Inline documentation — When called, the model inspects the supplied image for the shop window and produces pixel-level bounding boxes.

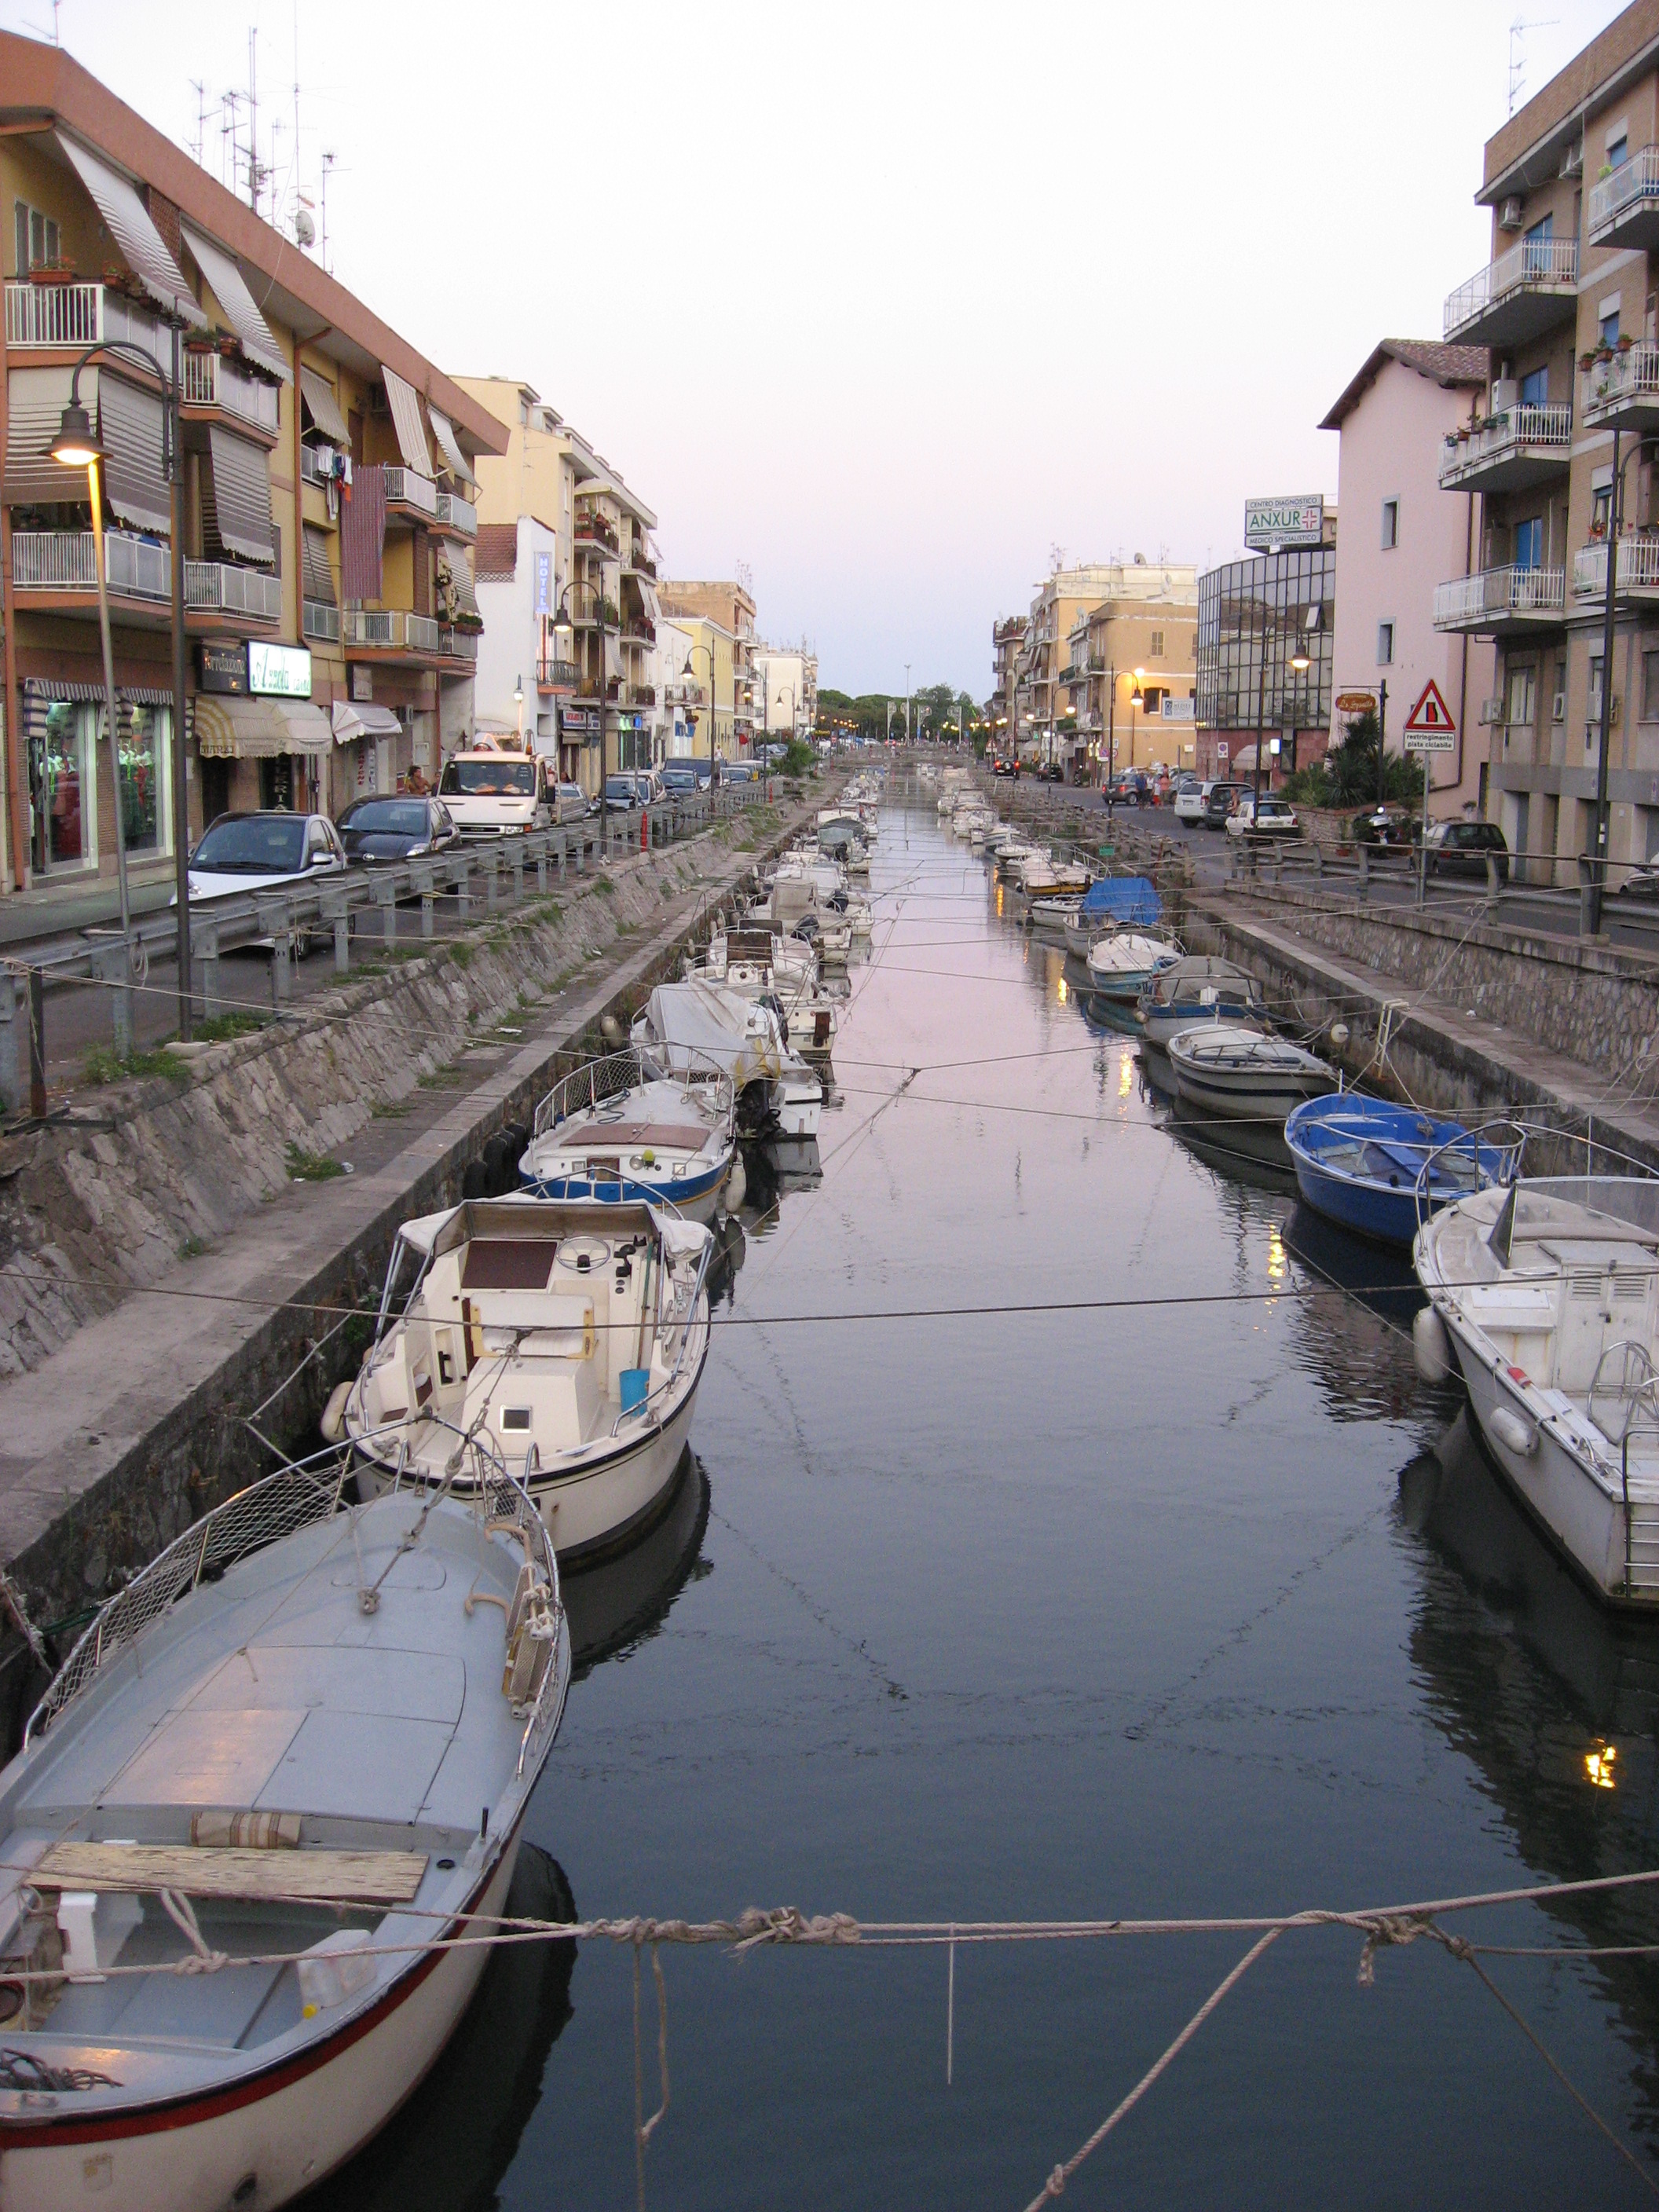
[29,701,94,872]
[115,705,168,855]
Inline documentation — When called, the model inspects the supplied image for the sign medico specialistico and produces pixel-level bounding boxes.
[247,643,313,699]
[1243,494,1324,550]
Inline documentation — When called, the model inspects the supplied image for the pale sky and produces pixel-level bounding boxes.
[1,0,1633,694]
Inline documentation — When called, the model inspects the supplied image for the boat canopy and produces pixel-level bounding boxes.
[1080,875,1160,924]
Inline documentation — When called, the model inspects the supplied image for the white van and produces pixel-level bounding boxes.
[437,738,554,837]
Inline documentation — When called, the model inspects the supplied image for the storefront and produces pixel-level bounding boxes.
[20,677,177,880]
[192,694,332,818]
[331,699,410,803]
[1195,544,1336,786]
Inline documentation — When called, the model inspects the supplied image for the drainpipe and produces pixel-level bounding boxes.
[0,305,25,887]
[1454,487,1473,805]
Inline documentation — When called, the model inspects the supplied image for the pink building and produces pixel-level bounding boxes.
[1320,342,1496,817]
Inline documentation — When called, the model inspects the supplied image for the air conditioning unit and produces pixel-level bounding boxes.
[1478,698,1505,725]
[1499,195,1525,230]
[1491,377,1519,412]
[1587,690,1623,727]
[1552,690,1566,722]
[1561,140,1584,178]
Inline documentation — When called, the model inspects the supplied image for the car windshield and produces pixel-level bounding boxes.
[439,760,535,796]
[605,778,634,799]
[342,800,430,837]
[193,815,307,872]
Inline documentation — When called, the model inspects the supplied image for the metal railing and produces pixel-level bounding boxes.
[1572,536,1659,595]
[1582,342,1659,418]
[340,607,441,652]
[1589,144,1659,236]
[438,625,478,661]
[183,559,282,619]
[11,528,171,601]
[1439,404,1573,482]
[537,658,580,690]
[574,515,620,552]
[302,597,341,642]
[1432,564,1566,625]
[180,349,280,432]
[1443,235,1578,337]
[435,489,477,536]
[5,280,167,371]
[383,466,438,518]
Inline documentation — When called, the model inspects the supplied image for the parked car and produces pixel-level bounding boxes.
[1108,770,1151,807]
[991,756,1019,778]
[335,794,458,863]
[1616,860,1659,899]
[1226,793,1300,839]
[173,810,347,958]
[555,782,590,823]
[722,761,759,785]
[1422,819,1510,883]
[437,743,553,837]
[659,764,703,796]
[603,774,642,810]
[1202,781,1243,827]
[1350,804,1415,848]
[1173,780,1209,826]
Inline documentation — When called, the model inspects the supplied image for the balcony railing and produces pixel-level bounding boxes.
[4,280,168,372]
[537,657,580,690]
[666,681,705,709]
[1581,342,1659,427]
[1588,145,1659,243]
[1432,564,1566,628]
[438,625,478,661]
[383,467,438,518]
[626,683,656,707]
[1572,536,1659,596]
[1443,235,1578,342]
[1438,403,1572,487]
[11,528,170,601]
[183,560,281,620]
[627,547,657,578]
[341,608,441,653]
[621,617,657,644]
[181,349,280,434]
[435,489,477,537]
[574,514,620,553]
[302,597,341,643]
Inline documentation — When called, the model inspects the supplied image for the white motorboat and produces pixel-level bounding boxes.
[518,1048,737,1222]
[1027,892,1085,934]
[1138,955,1268,1048]
[1085,929,1183,1002]
[632,976,823,1137]
[0,1455,567,2212]
[697,928,839,1077]
[331,1196,712,1559]
[1166,1023,1338,1122]
[1414,1174,1659,1606]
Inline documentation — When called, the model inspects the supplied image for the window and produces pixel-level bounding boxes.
[1644,649,1659,722]
[1609,133,1630,169]
[1523,211,1554,275]
[115,705,168,856]
[27,701,94,871]
[13,198,60,276]
[1519,366,1548,407]
[1514,516,1544,569]
[1602,307,1621,346]
[1380,498,1399,550]
[1590,653,1606,724]
[1376,621,1395,665]
[1507,665,1536,726]
[1554,656,1567,719]
[1149,630,1165,658]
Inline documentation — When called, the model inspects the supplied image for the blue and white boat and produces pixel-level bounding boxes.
[1064,874,1163,957]
[1285,1093,1522,1247]
[1085,928,1183,1003]
[518,1048,738,1221]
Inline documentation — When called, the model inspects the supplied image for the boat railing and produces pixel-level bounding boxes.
[26,1456,353,1743]
[533,1046,734,1141]
[1412,1119,1529,1230]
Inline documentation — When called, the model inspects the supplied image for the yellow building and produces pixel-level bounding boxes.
[657,581,756,757]
[1063,564,1200,778]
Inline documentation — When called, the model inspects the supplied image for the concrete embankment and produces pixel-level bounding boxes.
[0,794,819,1729]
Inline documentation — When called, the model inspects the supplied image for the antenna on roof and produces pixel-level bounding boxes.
[320,150,338,275]
[1507,16,1558,117]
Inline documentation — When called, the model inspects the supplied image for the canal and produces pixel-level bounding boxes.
[314,793,1659,2209]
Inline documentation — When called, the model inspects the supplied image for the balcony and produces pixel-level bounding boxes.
[342,608,442,654]
[1572,534,1659,600]
[302,598,341,643]
[438,625,478,661]
[537,657,580,691]
[11,528,170,602]
[5,280,167,371]
[1443,235,1577,346]
[180,349,280,436]
[434,489,477,538]
[184,560,281,621]
[621,617,656,645]
[574,513,620,554]
[1588,145,1659,249]
[626,683,656,708]
[666,681,705,709]
[1432,563,1566,635]
[1581,342,1659,432]
[383,467,438,520]
[572,598,621,629]
[1438,404,1572,491]
[626,547,657,578]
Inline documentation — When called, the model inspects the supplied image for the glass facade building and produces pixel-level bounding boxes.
[1196,548,1336,778]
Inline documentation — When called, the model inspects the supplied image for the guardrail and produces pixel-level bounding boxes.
[0,782,779,1111]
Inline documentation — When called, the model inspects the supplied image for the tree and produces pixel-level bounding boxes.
[1284,711,1424,810]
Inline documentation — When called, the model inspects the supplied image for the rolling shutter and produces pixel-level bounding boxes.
[300,368,349,444]
[203,425,276,565]
[181,225,291,385]
[98,373,170,534]
[381,365,431,475]
[301,525,336,606]
[428,407,474,489]
[55,132,193,320]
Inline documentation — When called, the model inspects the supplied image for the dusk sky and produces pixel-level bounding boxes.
[2,0,1631,696]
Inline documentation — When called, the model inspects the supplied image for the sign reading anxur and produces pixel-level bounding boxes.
[1244,494,1324,550]
[247,643,313,699]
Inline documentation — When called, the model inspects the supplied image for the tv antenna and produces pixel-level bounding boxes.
[1508,16,1558,117]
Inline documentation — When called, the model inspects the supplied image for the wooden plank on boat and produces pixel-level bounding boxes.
[34,1841,427,1904]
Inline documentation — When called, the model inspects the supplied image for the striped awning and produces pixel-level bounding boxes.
[331,699,402,744]
[204,426,275,566]
[428,407,474,489]
[196,695,331,760]
[381,365,431,475]
[438,542,476,616]
[181,225,291,384]
[301,525,336,606]
[99,373,170,536]
[56,132,193,322]
[299,368,349,444]
[5,364,79,507]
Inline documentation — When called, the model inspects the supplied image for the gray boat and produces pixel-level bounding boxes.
[0,1453,569,2211]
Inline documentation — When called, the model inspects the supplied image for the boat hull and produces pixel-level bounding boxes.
[1169,1064,1333,1122]
[1288,1152,1423,1246]
[518,1155,732,1225]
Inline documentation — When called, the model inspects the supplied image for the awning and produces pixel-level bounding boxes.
[204,425,275,565]
[438,542,476,616]
[299,368,349,445]
[181,225,291,384]
[639,580,661,622]
[331,699,402,745]
[428,407,474,489]
[196,695,331,759]
[301,525,336,606]
[5,364,79,507]
[55,132,193,321]
[99,373,170,534]
[381,365,431,475]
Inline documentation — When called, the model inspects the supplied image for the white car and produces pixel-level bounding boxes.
[1173,782,1209,825]
[170,811,347,956]
[1225,793,1300,839]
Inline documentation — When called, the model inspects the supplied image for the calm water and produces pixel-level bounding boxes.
[316,799,1659,2210]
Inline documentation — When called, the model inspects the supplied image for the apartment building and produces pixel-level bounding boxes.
[1060,560,1199,782]
[1013,566,1124,764]
[1430,0,1659,884]
[456,378,661,789]
[0,35,504,895]
[657,581,757,760]
[753,641,817,739]
[1321,341,1494,816]
[991,613,1026,753]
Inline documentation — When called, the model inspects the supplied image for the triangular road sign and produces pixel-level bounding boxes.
[1403,679,1456,734]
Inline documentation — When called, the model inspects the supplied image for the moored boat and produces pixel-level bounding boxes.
[1166,1023,1338,1122]
[1138,955,1267,1048]
[518,1047,737,1221]
[632,977,822,1137]
[1063,874,1163,958]
[1285,1095,1522,1247]
[1084,928,1183,1002]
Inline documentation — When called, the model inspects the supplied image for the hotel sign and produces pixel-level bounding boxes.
[1244,494,1324,550]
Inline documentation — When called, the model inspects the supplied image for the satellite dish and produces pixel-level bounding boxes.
[294,209,317,247]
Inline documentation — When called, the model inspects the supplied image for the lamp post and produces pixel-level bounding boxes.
[1588,429,1642,934]
[513,675,525,744]
[553,577,610,855]
[1287,644,1310,782]
[682,641,716,803]
[1105,665,1116,824]
[1129,670,1144,782]
[53,339,192,1040]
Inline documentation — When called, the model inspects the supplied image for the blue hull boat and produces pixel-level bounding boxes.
[1284,1094,1520,1247]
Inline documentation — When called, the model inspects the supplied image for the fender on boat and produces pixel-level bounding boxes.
[1412,1306,1453,1386]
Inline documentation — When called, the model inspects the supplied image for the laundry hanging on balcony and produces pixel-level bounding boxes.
[380,364,432,477]
[203,426,276,566]
[54,131,194,322]
[428,406,474,490]
[181,224,292,385]
[341,463,386,602]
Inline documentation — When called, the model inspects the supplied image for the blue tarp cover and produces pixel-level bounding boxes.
[1081,875,1161,925]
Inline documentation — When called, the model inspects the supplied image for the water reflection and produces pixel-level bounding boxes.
[565,1449,712,1680]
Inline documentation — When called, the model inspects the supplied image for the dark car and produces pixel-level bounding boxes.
[991,756,1019,778]
[335,794,458,862]
[602,774,642,810]
[1201,781,1243,827]
[1422,819,1510,883]
[660,764,704,795]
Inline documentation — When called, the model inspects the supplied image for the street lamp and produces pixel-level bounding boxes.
[1587,428,1643,933]
[513,674,525,744]
[682,641,718,797]
[1287,644,1310,781]
[552,577,611,855]
[1129,670,1144,780]
[53,340,192,1040]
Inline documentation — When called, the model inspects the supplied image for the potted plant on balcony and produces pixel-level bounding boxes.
[1581,349,1599,371]
[1596,341,1615,364]
[26,256,76,285]
[1618,332,1637,353]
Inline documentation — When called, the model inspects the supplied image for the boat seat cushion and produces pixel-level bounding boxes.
[461,1240,557,1291]
[34,1840,427,1903]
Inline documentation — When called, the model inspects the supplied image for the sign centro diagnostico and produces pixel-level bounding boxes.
[247,642,313,699]
[1243,494,1324,550]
